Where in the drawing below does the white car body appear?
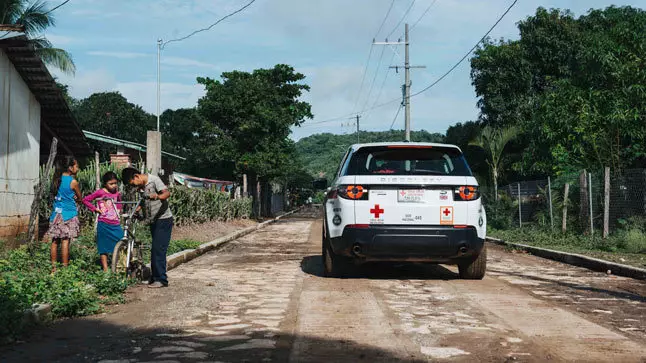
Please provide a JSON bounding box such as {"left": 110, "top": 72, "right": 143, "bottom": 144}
{"left": 322, "top": 142, "right": 487, "bottom": 279}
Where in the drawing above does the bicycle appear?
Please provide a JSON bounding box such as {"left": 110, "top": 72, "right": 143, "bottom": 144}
{"left": 108, "top": 193, "right": 151, "bottom": 280}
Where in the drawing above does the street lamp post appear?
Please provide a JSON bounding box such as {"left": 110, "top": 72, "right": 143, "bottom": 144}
{"left": 156, "top": 38, "right": 162, "bottom": 132}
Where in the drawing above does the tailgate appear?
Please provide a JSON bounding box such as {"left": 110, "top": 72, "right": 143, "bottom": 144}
{"left": 354, "top": 175, "right": 469, "bottom": 226}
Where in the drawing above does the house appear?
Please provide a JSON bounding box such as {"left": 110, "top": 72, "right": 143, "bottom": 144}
{"left": 0, "top": 32, "right": 91, "bottom": 237}
{"left": 82, "top": 130, "right": 186, "bottom": 182}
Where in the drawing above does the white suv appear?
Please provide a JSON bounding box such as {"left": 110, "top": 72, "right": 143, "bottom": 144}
{"left": 321, "top": 142, "right": 487, "bottom": 279}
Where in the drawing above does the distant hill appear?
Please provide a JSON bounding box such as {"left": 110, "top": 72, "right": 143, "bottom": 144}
{"left": 295, "top": 130, "right": 444, "bottom": 181}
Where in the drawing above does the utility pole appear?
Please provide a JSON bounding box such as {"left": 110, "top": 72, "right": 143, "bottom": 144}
{"left": 374, "top": 23, "right": 425, "bottom": 141}
{"left": 350, "top": 115, "right": 361, "bottom": 143}
{"left": 157, "top": 38, "right": 162, "bottom": 132}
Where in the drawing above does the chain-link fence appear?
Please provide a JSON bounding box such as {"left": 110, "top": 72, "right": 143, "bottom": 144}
{"left": 495, "top": 168, "right": 646, "bottom": 235}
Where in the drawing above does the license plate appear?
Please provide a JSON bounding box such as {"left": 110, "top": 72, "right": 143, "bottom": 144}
{"left": 398, "top": 189, "right": 425, "bottom": 203}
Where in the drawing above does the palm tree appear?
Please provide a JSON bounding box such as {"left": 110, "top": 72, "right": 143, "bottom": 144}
{"left": 0, "top": 0, "right": 75, "bottom": 74}
{"left": 469, "top": 126, "right": 518, "bottom": 200}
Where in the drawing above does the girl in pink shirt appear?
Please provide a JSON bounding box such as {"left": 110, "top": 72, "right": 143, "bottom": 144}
{"left": 83, "top": 172, "right": 124, "bottom": 271}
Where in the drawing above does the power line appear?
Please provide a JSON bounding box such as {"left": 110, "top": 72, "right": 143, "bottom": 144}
{"left": 307, "top": 0, "right": 518, "bottom": 129}
{"left": 352, "top": 44, "right": 374, "bottom": 113}
{"left": 410, "top": 0, "right": 519, "bottom": 98}
{"left": 389, "top": 105, "right": 403, "bottom": 130}
{"left": 410, "top": 0, "right": 439, "bottom": 31}
{"left": 386, "top": 0, "right": 416, "bottom": 39}
{"left": 162, "top": 0, "right": 256, "bottom": 48}
{"left": 363, "top": 50, "right": 397, "bottom": 121}
{"left": 359, "top": 46, "right": 387, "bottom": 113}
{"left": 375, "top": 0, "right": 396, "bottom": 37}
{"left": 352, "top": 0, "right": 397, "bottom": 114}
{"left": 44, "top": 0, "right": 71, "bottom": 15}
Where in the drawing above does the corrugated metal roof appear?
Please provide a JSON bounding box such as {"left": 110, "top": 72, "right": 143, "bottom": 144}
{"left": 0, "top": 35, "right": 91, "bottom": 157}
{"left": 83, "top": 130, "right": 187, "bottom": 160}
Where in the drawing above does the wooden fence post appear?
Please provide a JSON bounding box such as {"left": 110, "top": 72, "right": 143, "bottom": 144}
{"left": 548, "top": 176, "right": 554, "bottom": 230}
{"left": 580, "top": 170, "right": 589, "bottom": 234}
{"left": 562, "top": 183, "right": 569, "bottom": 233}
{"left": 603, "top": 167, "right": 610, "bottom": 238}
{"left": 27, "top": 138, "right": 58, "bottom": 248}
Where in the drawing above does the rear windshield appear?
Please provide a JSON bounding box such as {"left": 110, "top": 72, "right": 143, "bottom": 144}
{"left": 343, "top": 146, "right": 473, "bottom": 176}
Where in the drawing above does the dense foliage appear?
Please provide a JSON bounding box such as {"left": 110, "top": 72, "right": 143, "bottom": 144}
{"left": 295, "top": 130, "right": 444, "bottom": 181}
{"left": 471, "top": 6, "right": 646, "bottom": 177}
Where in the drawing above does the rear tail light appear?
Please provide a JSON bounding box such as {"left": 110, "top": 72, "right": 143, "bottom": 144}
{"left": 337, "top": 185, "right": 369, "bottom": 200}
{"left": 454, "top": 186, "right": 480, "bottom": 201}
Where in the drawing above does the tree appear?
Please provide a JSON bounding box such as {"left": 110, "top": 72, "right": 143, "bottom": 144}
{"left": 469, "top": 126, "right": 518, "bottom": 200}
{"left": 1, "top": 0, "right": 75, "bottom": 74}
{"left": 470, "top": 6, "right": 646, "bottom": 176}
{"left": 73, "top": 92, "right": 154, "bottom": 158}
{"left": 197, "top": 64, "right": 313, "bottom": 216}
{"left": 296, "top": 130, "right": 444, "bottom": 182}
{"left": 197, "top": 64, "right": 313, "bottom": 179}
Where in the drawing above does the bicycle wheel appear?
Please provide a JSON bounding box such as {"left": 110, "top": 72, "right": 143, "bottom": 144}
{"left": 111, "top": 240, "right": 128, "bottom": 275}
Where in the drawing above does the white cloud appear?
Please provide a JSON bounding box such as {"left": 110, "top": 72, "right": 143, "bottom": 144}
{"left": 116, "top": 81, "right": 205, "bottom": 114}
{"left": 87, "top": 51, "right": 150, "bottom": 59}
{"left": 162, "top": 56, "right": 217, "bottom": 70}
{"left": 46, "top": 34, "right": 75, "bottom": 45}
{"left": 53, "top": 69, "right": 118, "bottom": 99}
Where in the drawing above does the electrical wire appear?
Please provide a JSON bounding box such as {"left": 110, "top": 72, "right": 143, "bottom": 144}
{"left": 352, "top": 44, "right": 374, "bottom": 113}
{"left": 389, "top": 105, "right": 403, "bottom": 130}
{"left": 386, "top": 0, "right": 416, "bottom": 39}
{"left": 359, "top": 45, "right": 387, "bottom": 113}
{"left": 162, "top": 0, "right": 256, "bottom": 48}
{"left": 375, "top": 0, "right": 396, "bottom": 38}
{"left": 410, "top": 0, "right": 439, "bottom": 31}
{"left": 311, "top": 0, "right": 520, "bottom": 126}
{"left": 44, "top": 0, "right": 71, "bottom": 15}
{"left": 410, "top": 0, "right": 519, "bottom": 98}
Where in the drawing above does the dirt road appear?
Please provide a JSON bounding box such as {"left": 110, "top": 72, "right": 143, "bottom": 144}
{"left": 3, "top": 210, "right": 646, "bottom": 362}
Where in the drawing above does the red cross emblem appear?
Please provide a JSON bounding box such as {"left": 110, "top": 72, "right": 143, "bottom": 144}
{"left": 443, "top": 208, "right": 451, "bottom": 216}
{"left": 370, "top": 204, "right": 384, "bottom": 218}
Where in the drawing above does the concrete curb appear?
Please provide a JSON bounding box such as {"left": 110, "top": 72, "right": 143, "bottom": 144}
{"left": 166, "top": 208, "right": 303, "bottom": 271}
{"left": 487, "top": 237, "right": 646, "bottom": 280}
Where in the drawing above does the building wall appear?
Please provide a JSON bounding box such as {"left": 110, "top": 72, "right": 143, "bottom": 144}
{"left": 0, "top": 49, "right": 41, "bottom": 237}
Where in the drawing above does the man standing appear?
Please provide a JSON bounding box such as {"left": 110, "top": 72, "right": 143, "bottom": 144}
{"left": 122, "top": 168, "right": 173, "bottom": 288}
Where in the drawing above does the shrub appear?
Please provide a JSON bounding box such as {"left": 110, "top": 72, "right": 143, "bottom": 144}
{"left": 483, "top": 192, "right": 516, "bottom": 230}
{"left": 167, "top": 239, "right": 202, "bottom": 256}
{"left": 170, "top": 186, "right": 252, "bottom": 226}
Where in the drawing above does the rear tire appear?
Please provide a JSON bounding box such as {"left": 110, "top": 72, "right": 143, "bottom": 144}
{"left": 322, "top": 226, "right": 348, "bottom": 278}
{"left": 111, "top": 240, "right": 128, "bottom": 275}
{"left": 458, "top": 245, "right": 487, "bottom": 280}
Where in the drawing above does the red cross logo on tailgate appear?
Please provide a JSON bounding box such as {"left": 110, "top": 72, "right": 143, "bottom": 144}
{"left": 370, "top": 204, "right": 384, "bottom": 218}
{"left": 443, "top": 208, "right": 451, "bottom": 216}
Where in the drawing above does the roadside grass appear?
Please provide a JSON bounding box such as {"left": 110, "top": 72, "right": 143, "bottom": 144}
{"left": 490, "top": 227, "right": 646, "bottom": 269}
{"left": 0, "top": 226, "right": 205, "bottom": 342}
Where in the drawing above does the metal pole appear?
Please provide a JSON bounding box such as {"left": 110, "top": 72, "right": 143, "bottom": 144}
{"left": 356, "top": 115, "right": 360, "bottom": 143}
{"left": 518, "top": 182, "right": 522, "bottom": 228}
{"left": 603, "top": 167, "right": 610, "bottom": 238}
{"left": 404, "top": 23, "right": 410, "bottom": 141}
{"left": 589, "top": 172, "right": 594, "bottom": 237}
{"left": 548, "top": 176, "right": 553, "bottom": 230}
{"left": 157, "top": 38, "right": 162, "bottom": 132}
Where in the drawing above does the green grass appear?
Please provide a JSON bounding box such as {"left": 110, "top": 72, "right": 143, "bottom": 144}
{"left": 490, "top": 227, "right": 646, "bottom": 268}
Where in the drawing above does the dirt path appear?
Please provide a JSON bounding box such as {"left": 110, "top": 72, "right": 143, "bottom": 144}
{"left": 2, "top": 210, "right": 645, "bottom": 362}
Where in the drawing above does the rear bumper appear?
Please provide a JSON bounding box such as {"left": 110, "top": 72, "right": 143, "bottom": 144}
{"left": 330, "top": 225, "right": 484, "bottom": 263}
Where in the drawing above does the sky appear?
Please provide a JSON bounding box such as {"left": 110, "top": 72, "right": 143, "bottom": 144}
{"left": 47, "top": 0, "right": 646, "bottom": 140}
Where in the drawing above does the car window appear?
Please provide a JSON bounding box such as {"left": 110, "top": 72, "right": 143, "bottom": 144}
{"left": 343, "top": 146, "right": 472, "bottom": 176}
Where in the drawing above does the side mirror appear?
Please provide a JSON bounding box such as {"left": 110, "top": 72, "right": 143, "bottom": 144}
{"left": 312, "top": 178, "right": 328, "bottom": 190}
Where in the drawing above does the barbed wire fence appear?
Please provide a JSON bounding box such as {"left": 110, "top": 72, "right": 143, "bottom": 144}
{"left": 497, "top": 168, "right": 646, "bottom": 236}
